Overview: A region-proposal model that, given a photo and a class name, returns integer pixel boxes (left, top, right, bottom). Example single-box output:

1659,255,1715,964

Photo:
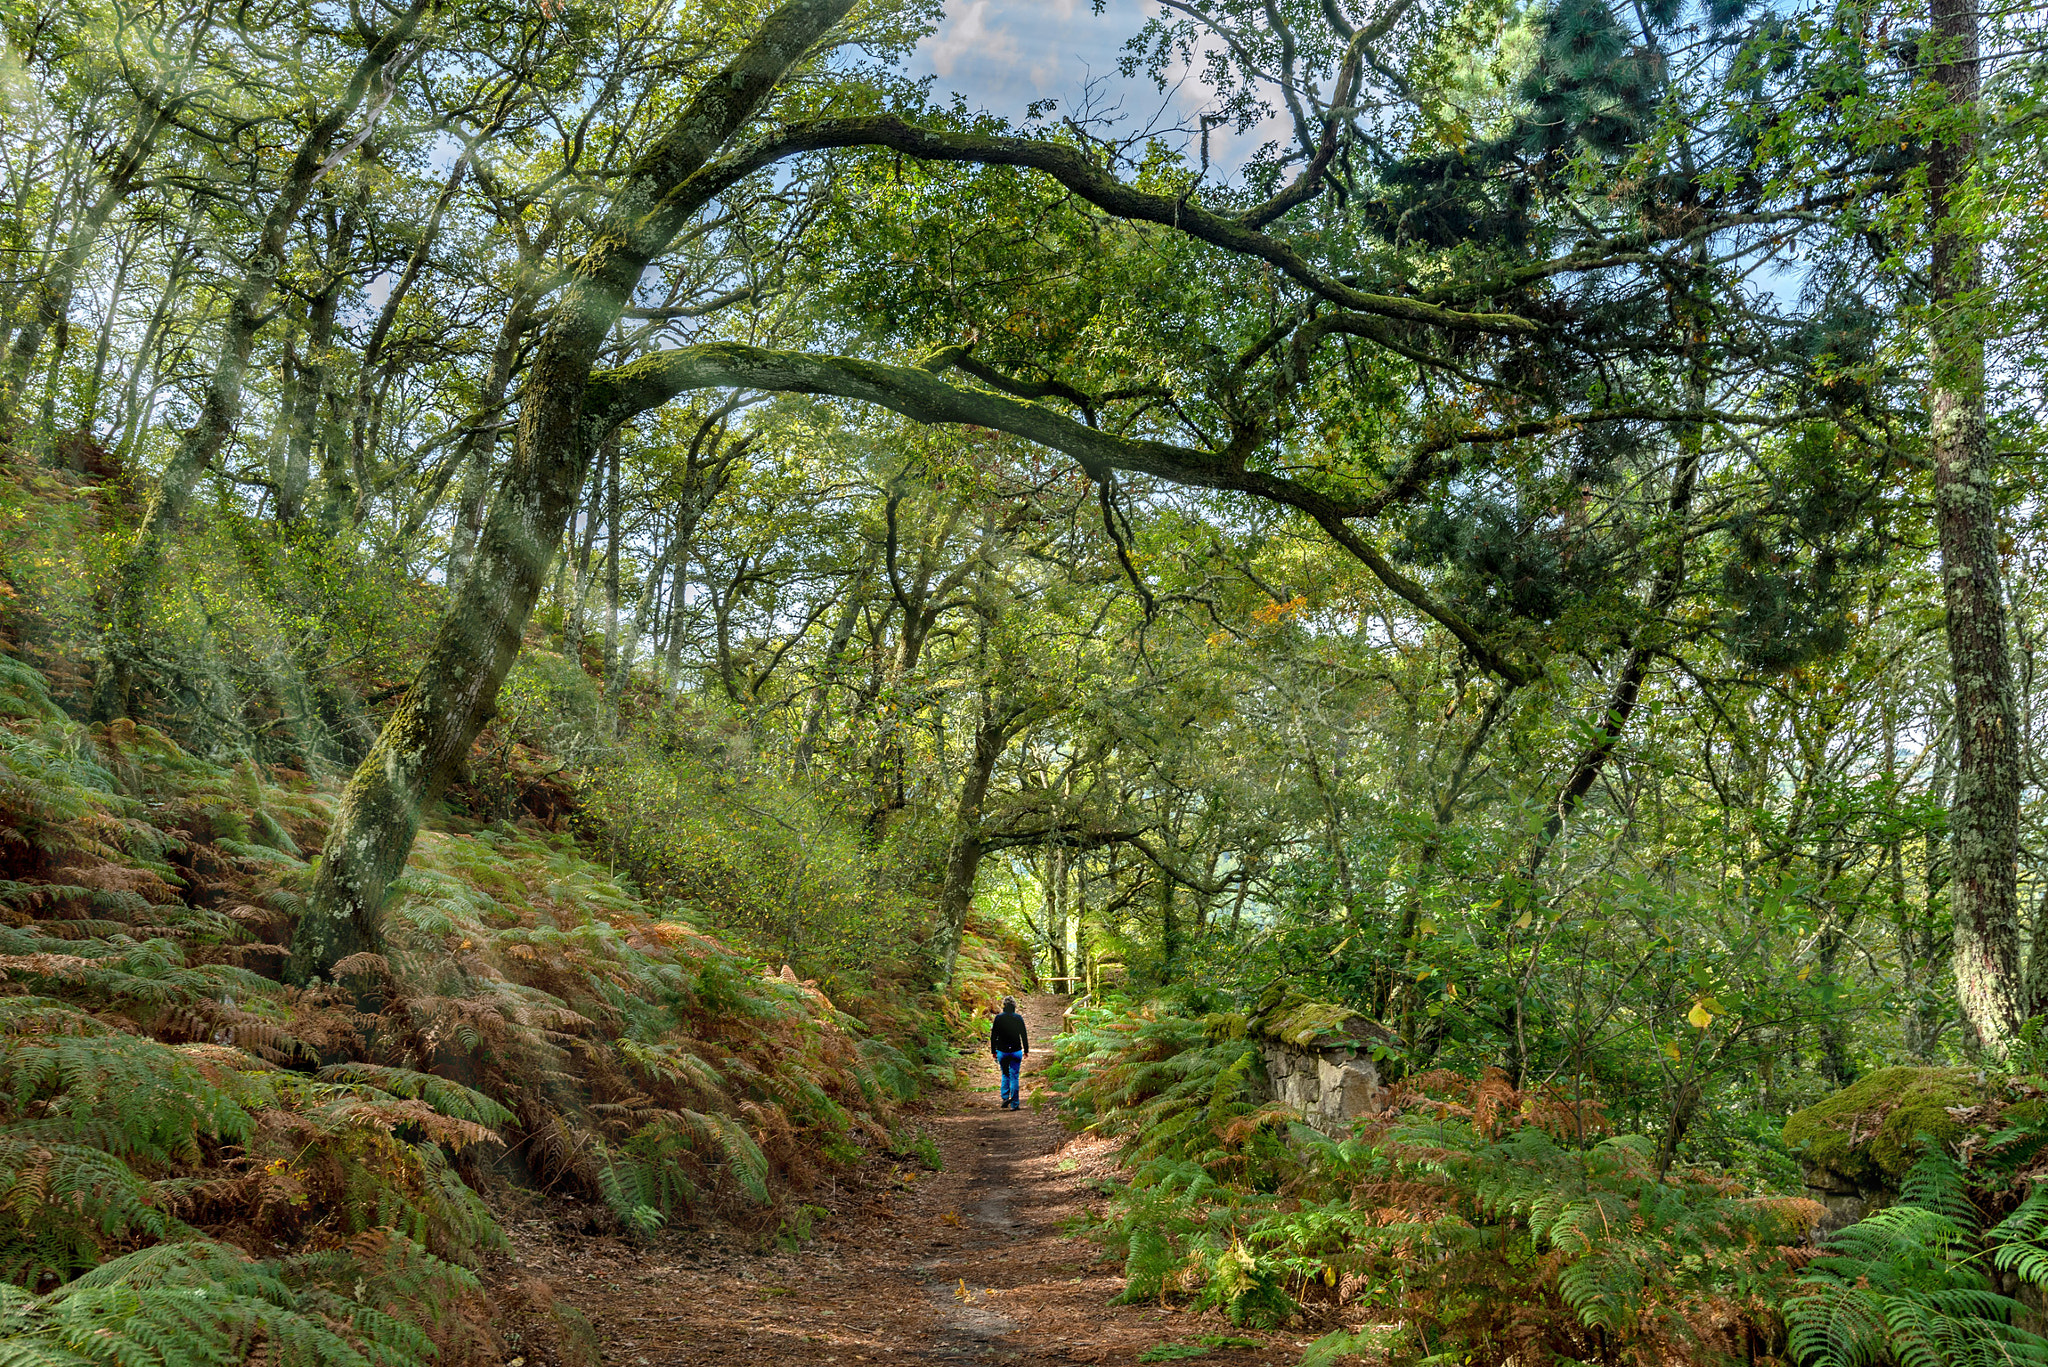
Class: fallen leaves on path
502,995,1300,1366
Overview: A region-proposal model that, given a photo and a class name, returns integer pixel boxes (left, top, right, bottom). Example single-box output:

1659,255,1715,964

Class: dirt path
528,994,1297,1366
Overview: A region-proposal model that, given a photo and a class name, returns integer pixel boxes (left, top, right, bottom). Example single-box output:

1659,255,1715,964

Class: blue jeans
996,1050,1024,1106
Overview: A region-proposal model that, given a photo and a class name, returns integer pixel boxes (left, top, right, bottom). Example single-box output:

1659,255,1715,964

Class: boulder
1332,1063,1380,1119
1782,1065,1982,1234
1783,1066,1979,1189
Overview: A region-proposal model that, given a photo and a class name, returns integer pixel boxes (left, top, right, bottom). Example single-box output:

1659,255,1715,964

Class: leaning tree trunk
441,264,550,580
792,559,869,776
287,0,860,983
1045,844,1069,989
278,207,361,523
1929,0,2026,1055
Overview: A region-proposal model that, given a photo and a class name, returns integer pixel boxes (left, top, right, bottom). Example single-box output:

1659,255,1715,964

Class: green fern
1051,998,1816,1364
0,1137,169,1284
0,649,935,1358
315,1063,515,1130
855,1036,922,1102
594,1103,774,1235
0,1032,258,1164
1791,1147,2048,1367
0,1239,453,1367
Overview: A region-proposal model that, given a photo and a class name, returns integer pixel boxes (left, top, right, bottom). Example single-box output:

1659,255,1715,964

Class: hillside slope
0,653,1008,1365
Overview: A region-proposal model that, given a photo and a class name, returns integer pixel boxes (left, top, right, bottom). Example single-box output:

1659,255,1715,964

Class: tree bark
1074,853,1091,992
793,554,872,776
444,269,549,581
564,461,602,656
287,0,860,983
934,701,1017,989
608,540,674,700
348,144,474,489
78,227,137,436
278,207,360,522
602,430,622,678
1157,864,1180,978
1046,844,1069,989
112,231,196,461
1929,0,2025,1055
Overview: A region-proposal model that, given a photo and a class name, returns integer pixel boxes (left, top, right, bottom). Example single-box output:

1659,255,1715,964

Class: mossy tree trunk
1045,843,1069,989
793,551,873,776
277,205,361,524
933,681,1047,989
287,0,862,983
445,237,559,583
932,711,1007,991
1158,865,1180,979
1927,0,2028,1056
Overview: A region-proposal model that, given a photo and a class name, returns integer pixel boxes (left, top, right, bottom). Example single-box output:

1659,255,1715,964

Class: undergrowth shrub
0,450,434,763
1051,994,1828,1365
493,654,930,992
0,650,973,1365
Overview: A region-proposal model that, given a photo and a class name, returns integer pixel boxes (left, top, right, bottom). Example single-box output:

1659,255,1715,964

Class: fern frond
0,1032,259,1165
1898,1148,1982,1228
314,1064,514,1130
8,1239,441,1367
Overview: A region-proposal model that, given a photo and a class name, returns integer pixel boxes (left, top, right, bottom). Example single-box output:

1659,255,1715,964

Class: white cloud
913,0,1132,113
923,1,1020,81
905,0,1286,180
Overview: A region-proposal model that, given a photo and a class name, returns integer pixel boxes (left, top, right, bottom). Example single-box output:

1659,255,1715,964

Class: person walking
990,996,1029,1110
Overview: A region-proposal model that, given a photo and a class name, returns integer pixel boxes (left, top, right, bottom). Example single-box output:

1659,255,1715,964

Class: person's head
1002,997,1016,1013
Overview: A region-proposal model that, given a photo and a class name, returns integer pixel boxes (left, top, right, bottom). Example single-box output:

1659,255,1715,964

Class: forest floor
510,994,1302,1366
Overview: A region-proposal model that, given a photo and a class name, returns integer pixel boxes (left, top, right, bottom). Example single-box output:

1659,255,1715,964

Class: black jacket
990,1010,1029,1054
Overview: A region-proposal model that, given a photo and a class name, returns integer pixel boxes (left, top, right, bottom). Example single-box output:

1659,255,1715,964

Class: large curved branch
1305,513,1539,685
585,341,1542,685
587,342,1327,499
670,116,1537,335
1239,0,1422,229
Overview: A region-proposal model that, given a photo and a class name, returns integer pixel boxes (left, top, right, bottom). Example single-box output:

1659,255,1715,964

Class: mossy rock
1202,1010,1252,1042
1782,1066,1982,1188
1249,983,1382,1048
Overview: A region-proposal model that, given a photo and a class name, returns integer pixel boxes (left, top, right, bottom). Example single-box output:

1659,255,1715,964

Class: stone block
1315,1054,1359,1094
1332,1064,1380,1119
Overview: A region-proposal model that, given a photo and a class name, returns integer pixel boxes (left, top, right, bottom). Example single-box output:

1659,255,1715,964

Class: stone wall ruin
1248,987,1395,1136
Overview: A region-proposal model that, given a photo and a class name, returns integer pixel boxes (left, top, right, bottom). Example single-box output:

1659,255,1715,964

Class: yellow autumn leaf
1663,1039,1683,1060
1513,910,1533,930
1687,999,1714,1029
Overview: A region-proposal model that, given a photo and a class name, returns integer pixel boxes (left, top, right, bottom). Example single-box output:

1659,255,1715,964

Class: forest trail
537,994,1297,1367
